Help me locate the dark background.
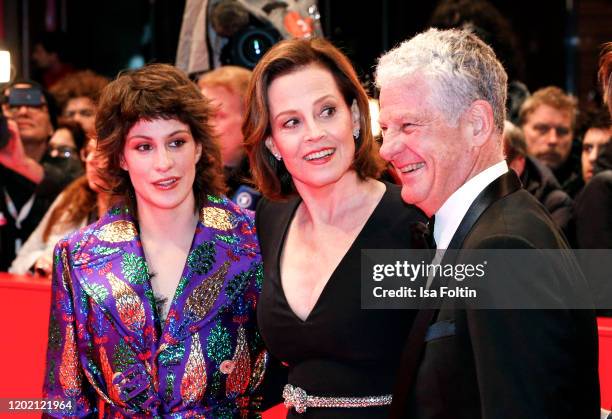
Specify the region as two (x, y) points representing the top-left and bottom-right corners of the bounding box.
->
(2, 0), (611, 108)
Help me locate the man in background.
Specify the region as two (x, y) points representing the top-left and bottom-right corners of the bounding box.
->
(0, 82), (81, 269)
(578, 106), (612, 184)
(50, 70), (110, 136)
(31, 32), (75, 89)
(519, 86), (582, 197)
(503, 120), (573, 234)
(199, 66), (260, 209)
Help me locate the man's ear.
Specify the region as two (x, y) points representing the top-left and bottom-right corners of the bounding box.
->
(466, 100), (495, 147)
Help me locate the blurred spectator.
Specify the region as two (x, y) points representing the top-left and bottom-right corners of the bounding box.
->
(0, 81), (82, 270)
(198, 65), (260, 209)
(574, 43), (612, 253)
(31, 32), (75, 89)
(3, 81), (56, 159)
(47, 118), (87, 164)
(9, 137), (110, 275)
(578, 106), (612, 183)
(572, 43), (612, 320)
(507, 81), (530, 125)
(503, 120), (573, 234)
(519, 86), (582, 197)
(50, 70), (110, 135)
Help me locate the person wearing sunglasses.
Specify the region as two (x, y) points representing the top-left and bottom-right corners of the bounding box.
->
(519, 86), (583, 197)
(0, 81), (82, 270)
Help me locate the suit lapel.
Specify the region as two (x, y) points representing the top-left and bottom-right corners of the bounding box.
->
(446, 171), (522, 251)
(390, 171), (522, 418)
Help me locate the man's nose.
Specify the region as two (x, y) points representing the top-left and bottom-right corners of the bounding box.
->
(15, 105), (29, 116)
(379, 134), (405, 162)
(545, 128), (559, 146)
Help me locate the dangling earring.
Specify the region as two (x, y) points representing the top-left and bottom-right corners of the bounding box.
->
(353, 126), (360, 140)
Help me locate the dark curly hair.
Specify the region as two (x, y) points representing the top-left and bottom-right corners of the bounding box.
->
(50, 70), (110, 111)
(95, 63), (225, 212)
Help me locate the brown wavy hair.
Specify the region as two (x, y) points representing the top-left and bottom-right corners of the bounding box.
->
(95, 63), (225, 211)
(42, 176), (96, 242)
(518, 86), (578, 130)
(50, 70), (110, 110)
(243, 38), (384, 201)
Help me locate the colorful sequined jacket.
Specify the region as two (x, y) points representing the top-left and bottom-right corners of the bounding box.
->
(42, 196), (266, 418)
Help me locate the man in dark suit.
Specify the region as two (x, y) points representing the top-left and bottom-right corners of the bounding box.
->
(376, 28), (600, 418)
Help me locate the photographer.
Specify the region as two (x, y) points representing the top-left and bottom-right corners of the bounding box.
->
(0, 81), (82, 270)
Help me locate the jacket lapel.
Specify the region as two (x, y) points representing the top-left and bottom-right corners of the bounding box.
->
(447, 171), (522, 251)
(71, 207), (158, 353)
(159, 200), (260, 347)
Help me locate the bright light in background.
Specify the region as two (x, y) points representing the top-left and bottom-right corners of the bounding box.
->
(127, 54), (145, 69)
(0, 51), (10, 83)
(369, 98), (381, 138)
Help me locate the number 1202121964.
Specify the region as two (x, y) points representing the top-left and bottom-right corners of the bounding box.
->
(0, 398), (74, 413)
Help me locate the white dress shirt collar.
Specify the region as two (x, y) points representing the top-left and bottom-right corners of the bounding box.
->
(433, 160), (508, 249)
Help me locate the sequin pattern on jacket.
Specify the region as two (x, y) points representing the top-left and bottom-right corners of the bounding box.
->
(42, 195), (266, 418)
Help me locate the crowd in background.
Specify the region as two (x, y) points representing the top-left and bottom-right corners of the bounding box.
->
(0, 1), (610, 417)
(0, 26), (610, 277)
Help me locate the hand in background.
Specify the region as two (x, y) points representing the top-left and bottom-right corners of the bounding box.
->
(0, 119), (44, 183)
(33, 254), (53, 277)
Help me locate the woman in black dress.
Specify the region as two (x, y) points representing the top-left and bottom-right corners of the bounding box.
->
(243, 38), (427, 418)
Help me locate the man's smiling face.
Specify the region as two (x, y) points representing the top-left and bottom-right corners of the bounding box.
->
(378, 75), (474, 216)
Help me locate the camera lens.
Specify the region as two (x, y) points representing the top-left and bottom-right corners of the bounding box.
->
(237, 28), (278, 68)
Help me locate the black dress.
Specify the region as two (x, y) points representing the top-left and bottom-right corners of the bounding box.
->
(256, 182), (428, 418)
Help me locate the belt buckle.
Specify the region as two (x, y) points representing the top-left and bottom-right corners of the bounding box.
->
(283, 384), (308, 413)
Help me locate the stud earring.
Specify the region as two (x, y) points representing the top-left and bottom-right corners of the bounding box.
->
(265, 137), (282, 161)
(353, 126), (360, 140)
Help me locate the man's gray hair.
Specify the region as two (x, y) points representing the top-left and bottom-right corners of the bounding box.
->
(376, 28), (508, 132)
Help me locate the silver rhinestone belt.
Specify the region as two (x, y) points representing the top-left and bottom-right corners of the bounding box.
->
(282, 384), (393, 414)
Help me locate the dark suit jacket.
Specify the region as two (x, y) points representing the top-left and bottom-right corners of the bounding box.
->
(399, 171), (600, 419)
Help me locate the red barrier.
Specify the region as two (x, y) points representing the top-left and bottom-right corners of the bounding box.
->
(0, 272), (609, 417)
(600, 317), (612, 410)
(0, 273), (51, 419)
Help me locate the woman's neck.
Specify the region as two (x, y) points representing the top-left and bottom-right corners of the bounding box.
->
(294, 171), (384, 226)
(136, 194), (199, 242)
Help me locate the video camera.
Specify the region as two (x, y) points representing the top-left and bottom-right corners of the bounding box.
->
(211, 0), (283, 69)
